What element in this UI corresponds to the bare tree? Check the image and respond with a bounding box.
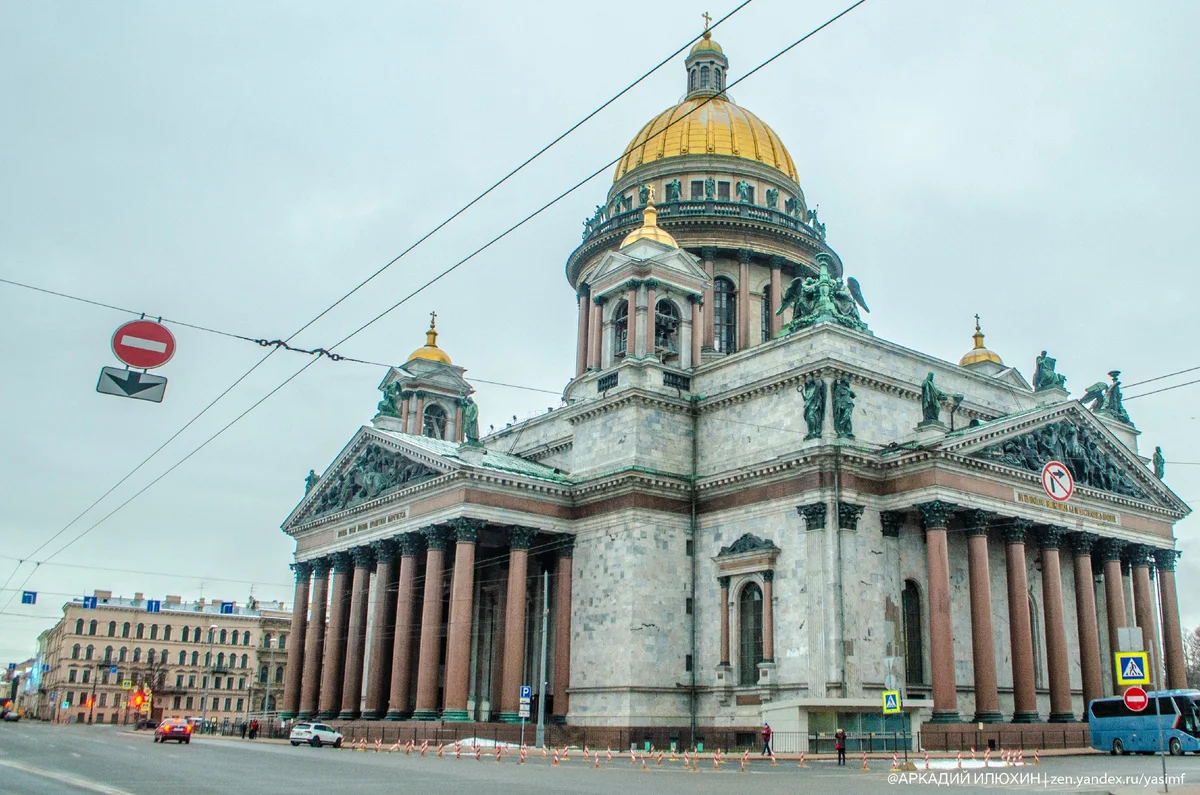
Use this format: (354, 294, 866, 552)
(1184, 625, 1200, 689)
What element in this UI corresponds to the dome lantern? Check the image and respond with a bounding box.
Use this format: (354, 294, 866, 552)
(407, 311, 452, 365)
(685, 27, 728, 100)
(959, 314, 1003, 367)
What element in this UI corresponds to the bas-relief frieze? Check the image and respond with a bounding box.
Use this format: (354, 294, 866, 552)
(308, 444, 439, 520)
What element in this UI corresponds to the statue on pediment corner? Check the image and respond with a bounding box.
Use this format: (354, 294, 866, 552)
(1153, 446, 1165, 479)
(377, 382, 402, 418)
(1033, 351, 1067, 391)
(304, 469, 319, 495)
(462, 396, 480, 446)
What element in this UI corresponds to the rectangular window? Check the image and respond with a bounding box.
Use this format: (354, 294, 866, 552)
(224, 697, 232, 712)
(176, 675, 183, 688)
(745, 186, 755, 205)
(173, 696, 181, 709)
(99, 693, 107, 707)
(718, 181, 730, 201)
(685, 654, 693, 672)
(101, 672, 109, 685)
(81, 669, 90, 683)
(690, 180, 703, 200)
(685, 598, 694, 615)
(68, 669, 77, 683)
(236, 698, 244, 712)
(686, 540, 694, 556)
(185, 696, 194, 710)
(226, 677, 234, 689)
(188, 675, 196, 688)
(238, 677, 245, 690)
(761, 289, 771, 343)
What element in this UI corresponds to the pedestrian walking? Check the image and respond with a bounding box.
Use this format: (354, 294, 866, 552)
(835, 728, 847, 766)
(760, 722, 772, 756)
(240, 722, 247, 740)
(249, 719, 258, 740)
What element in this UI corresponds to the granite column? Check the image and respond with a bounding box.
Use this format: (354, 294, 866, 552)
(412, 526, 449, 721)
(338, 546, 374, 720)
(551, 537, 574, 719)
(297, 559, 330, 719)
(1070, 532, 1104, 715)
(1154, 549, 1187, 689)
(1004, 519, 1039, 722)
(499, 527, 538, 722)
(918, 501, 959, 723)
(1038, 526, 1074, 722)
(280, 561, 312, 720)
(442, 519, 481, 721)
(318, 552, 353, 719)
(362, 539, 398, 720)
(385, 533, 422, 720)
(961, 510, 1001, 723)
(1099, 539, 1128, 694)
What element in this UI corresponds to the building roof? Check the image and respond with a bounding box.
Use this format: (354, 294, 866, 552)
(375, 430, 571, 484)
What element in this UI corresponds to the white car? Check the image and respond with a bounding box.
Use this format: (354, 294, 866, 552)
(289, 722, 344, 748)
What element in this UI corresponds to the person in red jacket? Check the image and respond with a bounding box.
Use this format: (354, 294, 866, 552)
(835, 727, 847, 765)
(761, 722, 772, 756)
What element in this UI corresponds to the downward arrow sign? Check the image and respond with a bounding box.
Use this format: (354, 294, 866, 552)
(106, 370, 158, 395)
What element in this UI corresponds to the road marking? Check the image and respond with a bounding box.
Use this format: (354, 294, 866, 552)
(120, 334, 168, 353)
(0, 759, 139, 794)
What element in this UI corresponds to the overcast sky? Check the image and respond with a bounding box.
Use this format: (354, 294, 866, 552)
(1, 0, 1197, 665)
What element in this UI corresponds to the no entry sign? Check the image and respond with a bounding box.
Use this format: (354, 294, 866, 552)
(1040, 460, 1074, 503)
(111, 320, 176, 369)
(1123, 685, 1148, 712)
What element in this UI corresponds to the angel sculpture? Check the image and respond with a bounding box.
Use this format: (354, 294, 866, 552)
(777, 257, 869, 334)
(1080, 381, 1109, 412)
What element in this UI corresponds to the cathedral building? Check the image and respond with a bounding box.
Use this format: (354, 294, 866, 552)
(277, 32, 1189, 750)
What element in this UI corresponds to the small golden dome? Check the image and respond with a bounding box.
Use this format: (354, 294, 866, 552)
(406, 312, 452, 365)
(959, 315, 1003, 367)
(613, 97, 798, 184)
(689, 30, 723, 56)
(621, 189, 678, 249)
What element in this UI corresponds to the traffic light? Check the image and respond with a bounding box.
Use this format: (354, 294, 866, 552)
(86, 698, 94, 708)
(132, 693, 144, 708)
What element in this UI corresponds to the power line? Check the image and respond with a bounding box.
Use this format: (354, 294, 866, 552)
(1125, 377, 1200, 401)
(0, 0, 872, 608)
(1124, 365, 1200, 389)
(0, 556, 293, 590)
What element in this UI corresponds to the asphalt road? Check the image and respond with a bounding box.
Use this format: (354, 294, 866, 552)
(2, 721, 1200, 794)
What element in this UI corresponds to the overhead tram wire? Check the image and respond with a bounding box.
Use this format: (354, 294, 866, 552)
(0, 7, 755, 611)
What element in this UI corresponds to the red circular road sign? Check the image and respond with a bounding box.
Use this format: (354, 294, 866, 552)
(111, 320, 176, 369)
(1124, 685, 1148, 712)
(1041, 460, 1074, 503)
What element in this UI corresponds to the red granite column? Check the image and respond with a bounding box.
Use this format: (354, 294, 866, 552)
(737, 249, 751, 350)
(576, 288, 590, 377)
(362, 539, 397, 720)
(1069, 532, 1104, 716)
(917, 501, 959, 723)
(1004, 519, 1039, 722)
(413, 393, 425, 436)
(454, 403, 464, 443)
(718, 576, 731, 666)
(701, 248, 716, 349)
(588, 297, 603, 369)
(552, 538, 574, 719)
(499, 527, 538, 722)
(768, 257, 783, 338)
(318, 552, 353, 719)
(1037, 526, 1074, 722)
(338, 547, 374, 719)
(298, 559, 330, 719)
(400, 392, 409, 430)
(386, 533, 422, 719)
(442, 520, 480, 721)
(1099, 539, 1128, 694)
(412, 526, 449, 721)
(961, 510, 1001, 723)
(762, 571, 775, 663)
(645, 280, 658, 357)
(690, 296, 703, 369)
(1154, 549, 1187, 689)
(626, 283, 639, 357)
(1129, 546, 1160, 688)
(281, 561, 312, 719)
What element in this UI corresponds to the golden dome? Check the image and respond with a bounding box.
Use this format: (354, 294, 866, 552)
(621, 191, 678, 249)
(959, 316, 1003, 367)
(613, 96, 798, 184)
(406, 312, 452, 365)
(689, 30, 723, 55)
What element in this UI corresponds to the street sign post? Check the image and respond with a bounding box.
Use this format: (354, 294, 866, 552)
(111, 320, 176, 369)
(96, 367, 167, 403)
(1123, 686, 1148, 712)
(882, 690, 901, 714)
(1041, 460, 1074, 502)
(1115, 651, 1150, 686)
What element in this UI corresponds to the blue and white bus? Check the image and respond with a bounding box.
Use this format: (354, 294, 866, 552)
(1088, 689, 1200, 756)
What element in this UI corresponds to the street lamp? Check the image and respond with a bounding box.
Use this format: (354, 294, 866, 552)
(199, 624, 217, 732)
(262, 637, 276, 729)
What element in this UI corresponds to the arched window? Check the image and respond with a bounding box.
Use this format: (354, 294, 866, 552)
(260, 666, 269, 684)
(738, 582, 764, 686)
(150, 625, 158, 640)
(107, 621, 116, 637)
(217, 653, 225, 669)
(275, 666, 284, 684)
(613, 300, 629, 357)
(163, 626, 172, 641)
(422, 404, 447, 439)
(71, 644, 81, 659)
(104, 646, 113, 662)
(118, 647, 128, 663)
(132, 648, 141, 663)
(219, 629, 227, 645)
(713, 277, 737, 353)
(205, 652, 212, 667)
(242, 631, 250, 646)
(178, 650, 186, 666)
(135, 624, 144, 640)
(278, 634, 286, 650)
(88, 620, 97, 636)
(715, 68, 722, 90)
(654, 300, 680, 357)
(761, 286, 771, 343)
(75, 619, 84, 634)
(690, 68, 698, 91)
(700, 65, 710, 88)
(147, 649, 156, 665)
(85, 645, 94, 661)
(191, 651, 199, 666)
(240, 653, 248, 669)
(122, 622, 130, 638)
(263, 632, 273, 648)
(902, 580, 924, 684)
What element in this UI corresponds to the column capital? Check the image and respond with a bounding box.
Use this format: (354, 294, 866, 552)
(577, 284, 590, 300)
(396, 531, 424, 557)
(330, 551, 354, 573)
(413, 390, 428, 399)
(761, 570, 775, 583)
(1125, 543, 1153, 568)
(959, 509, 996, 537)
(796, 503, 827, 531)
(1154, 548, 1180, 571)
(644, 278, 659, 290)
(593, 294, 606, 307)
(879, 510, 904, 538)
(700, 246, 717, 261)
(350, 545, 376, 568)
(509, 526, 538, 550)
(916, 500, 955, 529)
(736, 248, 752, 264)
(449, 517, 485, 545)
(1069, 531, 1099, 557)
(1097, 537, 1126, 562)
(837, 502, 864, 531)
(555, 535, 575, 559)
(622, 279, 641, 292)
(422, 525, 450, 552)
(290, 560, 314, 581)
(688, 293, 704, 305)
(311, 557, 332, 577)
(371, 538, 398, 560)
(1037, 525, 1069, 550)
(718, 576, 731, 590)
(1002, 517, 1034, 545)
(768, 255, 785, 270)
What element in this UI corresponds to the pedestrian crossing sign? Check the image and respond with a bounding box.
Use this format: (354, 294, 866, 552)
(1115, 651, 1150, 686)
(882, 690, 901, 714)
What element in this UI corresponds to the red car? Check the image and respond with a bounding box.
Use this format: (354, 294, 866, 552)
(154, 719, 193, 744)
